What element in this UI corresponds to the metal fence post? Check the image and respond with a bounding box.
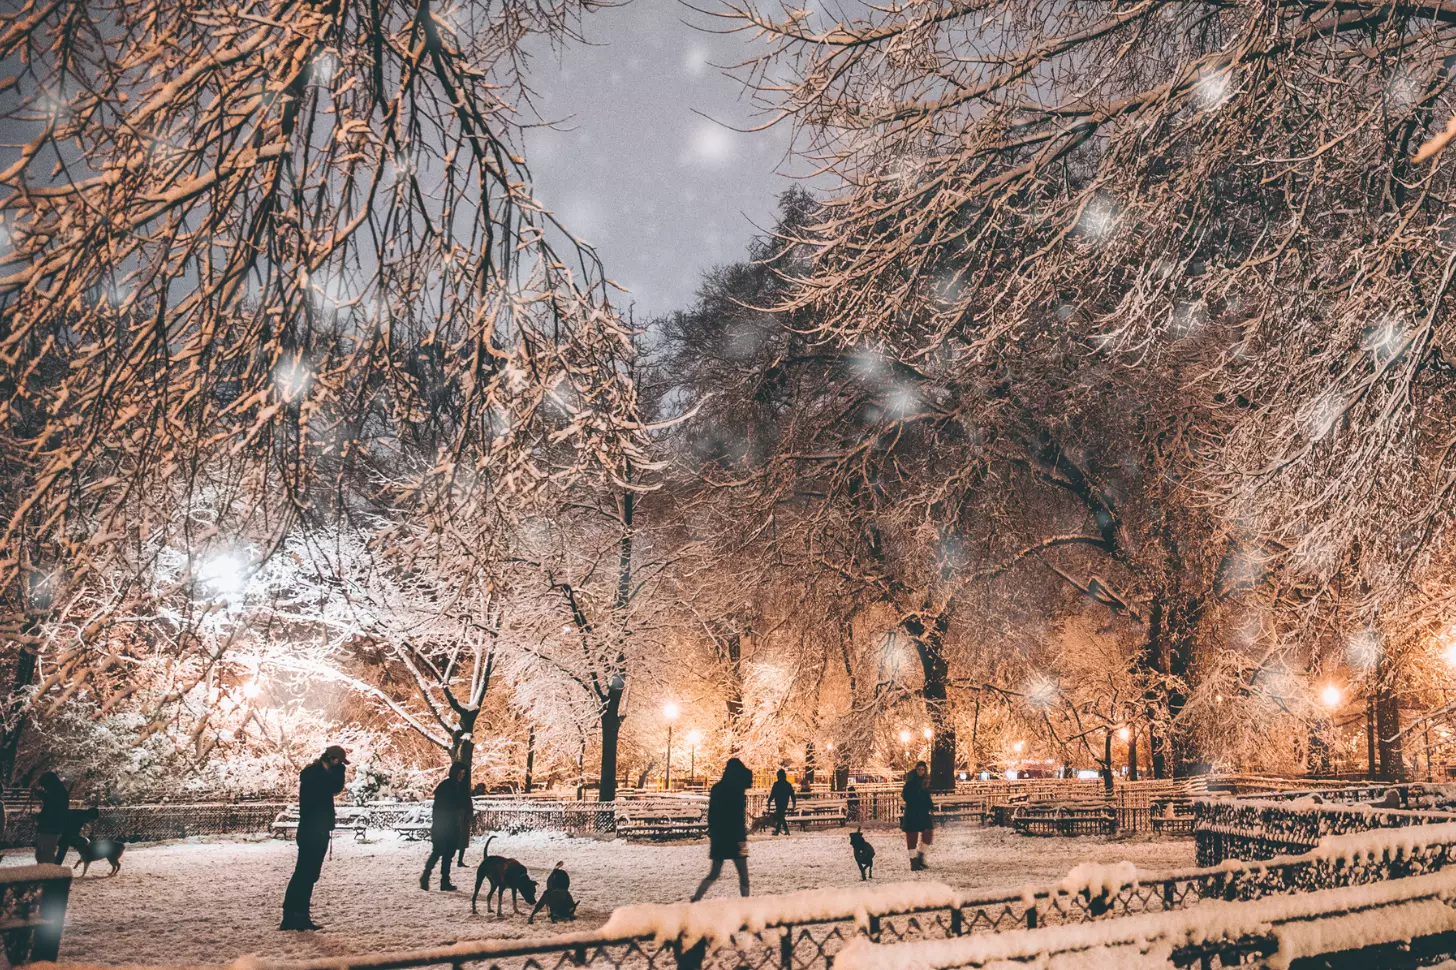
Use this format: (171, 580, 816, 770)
(949, 909, 963, 936)
(1026, 906, 1038, 930)
(867, 915, 880, 942)
(780, 928, 793, 970)
(674, 939, 706, 970)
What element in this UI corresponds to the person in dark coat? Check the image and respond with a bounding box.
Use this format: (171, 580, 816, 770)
(454, 766, 474, 867)
(32, 772, 69, 864)
(900, 761, 935, 871)
(281, 745, 348, 931)
(768, 768, 797, 836)
(691, 758, 753, 901)
(420, 763, 470, 891)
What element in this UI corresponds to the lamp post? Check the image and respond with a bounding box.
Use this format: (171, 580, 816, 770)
(663, 702, 679, 790)
(687, 729, 701, 784)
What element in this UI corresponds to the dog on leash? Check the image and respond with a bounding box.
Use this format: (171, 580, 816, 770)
(528, 862, 578, 923)
(472, 836, 539, 916)
(849, 829, 875, 880)
(70, 833, 126, 877)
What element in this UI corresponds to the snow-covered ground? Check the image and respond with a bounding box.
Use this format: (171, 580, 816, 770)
(30, 827, 1193, 967)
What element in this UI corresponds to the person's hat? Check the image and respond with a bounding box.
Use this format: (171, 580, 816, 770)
(324, 745, 350, 764)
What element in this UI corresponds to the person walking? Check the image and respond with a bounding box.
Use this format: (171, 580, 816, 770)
(421, 763, 471, 891)
(32, 773, 68, 864)
(900, 761, 935, 871)
(281, 745, 348, 931)
(690, 758, 753, 901)
(768, 768, 796, 836)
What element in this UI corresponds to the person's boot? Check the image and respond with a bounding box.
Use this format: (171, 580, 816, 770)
(440, 879, 458, 891)
(916, 850, 929, 870)
(420, 872, 430, 891)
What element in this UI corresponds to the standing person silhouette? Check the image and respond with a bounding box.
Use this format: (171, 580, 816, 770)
(768, 769, 796, 836)
(281, 745, 348, 931)
(32, 772, 68, 864)
(690, 758, 753, 900)
(420, 763, 470, 891)
(900, 761, 935, 871)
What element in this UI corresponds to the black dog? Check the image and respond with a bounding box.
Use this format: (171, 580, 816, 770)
(70, 833, 126, 877)
(472, 836, 539, 916)
(529, 862, 578, 923)
(849, 829, 875, 880)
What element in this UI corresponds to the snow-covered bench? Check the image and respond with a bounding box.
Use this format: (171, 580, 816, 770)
(616, 806, 707, 841)
(270, 806, 369, 842)
(1011, 804, 1116, 836)
(931, 795, 985, 823)
(780, 799, 848, 829)
(390, 804, 434, 841)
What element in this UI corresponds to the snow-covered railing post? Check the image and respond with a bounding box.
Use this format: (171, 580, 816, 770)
(673, 938, 706, 970)
(0, 864, 71, 964)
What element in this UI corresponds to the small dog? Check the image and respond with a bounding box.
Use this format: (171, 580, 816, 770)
(472, 836, 538, 916)
(70, 834, 126, 877)
(849, 829, 875, 880)
(529, 862, 578, 923)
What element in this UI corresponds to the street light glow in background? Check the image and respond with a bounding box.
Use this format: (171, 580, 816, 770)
(663, 702, 679, 721)
(1322, 684, 1343, 708)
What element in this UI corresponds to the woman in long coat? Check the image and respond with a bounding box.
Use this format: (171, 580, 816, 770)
(900, 761, 935, 871)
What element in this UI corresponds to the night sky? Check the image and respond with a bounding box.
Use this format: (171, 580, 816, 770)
(521, 0, 801, 318)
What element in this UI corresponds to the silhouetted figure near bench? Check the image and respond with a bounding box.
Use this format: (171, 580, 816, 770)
(32, 772, 69, 865)
(691, 758, 753, 901)
(281, 745, 348, 931)
(769, 768, 796, 835)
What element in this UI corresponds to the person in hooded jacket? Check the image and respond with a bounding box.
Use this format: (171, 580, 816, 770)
(420, 763, 471, 891)
(32, 772, 69, 864)
(691, 758, 753, 901)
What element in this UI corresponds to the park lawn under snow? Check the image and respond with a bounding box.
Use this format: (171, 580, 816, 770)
(33, 825, 1194, 967)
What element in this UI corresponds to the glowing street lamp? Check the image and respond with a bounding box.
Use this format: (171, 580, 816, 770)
(663, 703, 680, 790)
(922, 727, 933, 740)
(1012, 740, 1025, 755)
(899, 729, 912, 745)
(1117, 726, 1131, 742)
(241, 679, 263, 701)
(1322, 684, 1343, 708)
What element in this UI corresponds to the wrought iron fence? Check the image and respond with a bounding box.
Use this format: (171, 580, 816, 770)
(1193, 795, 1456, 864)
(245, 820, 1456, 970)
(1, 802, 288, 849)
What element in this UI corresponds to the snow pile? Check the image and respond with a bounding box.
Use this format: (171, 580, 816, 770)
(831, 870, 1456, 970)
(1054, 862, 1137, 899)
(600, 882, 963, 946)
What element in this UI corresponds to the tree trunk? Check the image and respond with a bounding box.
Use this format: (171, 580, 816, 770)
(1127, 725, 1139, 781)
(1141, 592, 1198, 779)
(449, 707, 479, 777)
(0, 642, 37, 786)
(905, 609, 956, 792)
(1376, 678, 1403, 781)
(599, 684, 624, 801)
(524, 726, 536, 793)
(802, 741, 816, 792)
(1101, 730, 1114, 793)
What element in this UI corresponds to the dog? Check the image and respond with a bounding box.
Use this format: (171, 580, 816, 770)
(849, 829, 875, 880)
(528, 862, 578, 923)
(472, 836, 538, 916)
(69, 833, 125, 877)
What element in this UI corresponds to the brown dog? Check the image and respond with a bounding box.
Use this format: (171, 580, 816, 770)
(471, 836, 538, 916)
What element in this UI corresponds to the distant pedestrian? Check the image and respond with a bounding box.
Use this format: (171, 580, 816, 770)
(691, 758, 753, 901)
(847, 785, 860, 824)
(900, 761, 934, 871)
(421, 763, 470, 891)
(769, 768, 796, 836)
(32, 772, 69, 865)
(280, 745, 348, 931)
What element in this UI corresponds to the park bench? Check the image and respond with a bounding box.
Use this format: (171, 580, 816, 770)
(931, 795, 986, 823)
(391, 804, 434, 841)
(780, 799, 848, 830)
(270, 805, 369, 842)
(616, 806, 707, 841)
(1011, 803, 1117, 836)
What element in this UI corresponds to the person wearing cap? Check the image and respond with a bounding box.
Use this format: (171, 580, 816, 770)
(281, 745, 349, 931)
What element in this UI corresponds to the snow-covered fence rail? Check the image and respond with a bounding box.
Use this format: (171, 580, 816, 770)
(1193, 796, 1456, 864)
(829, 869, 1456, 970)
